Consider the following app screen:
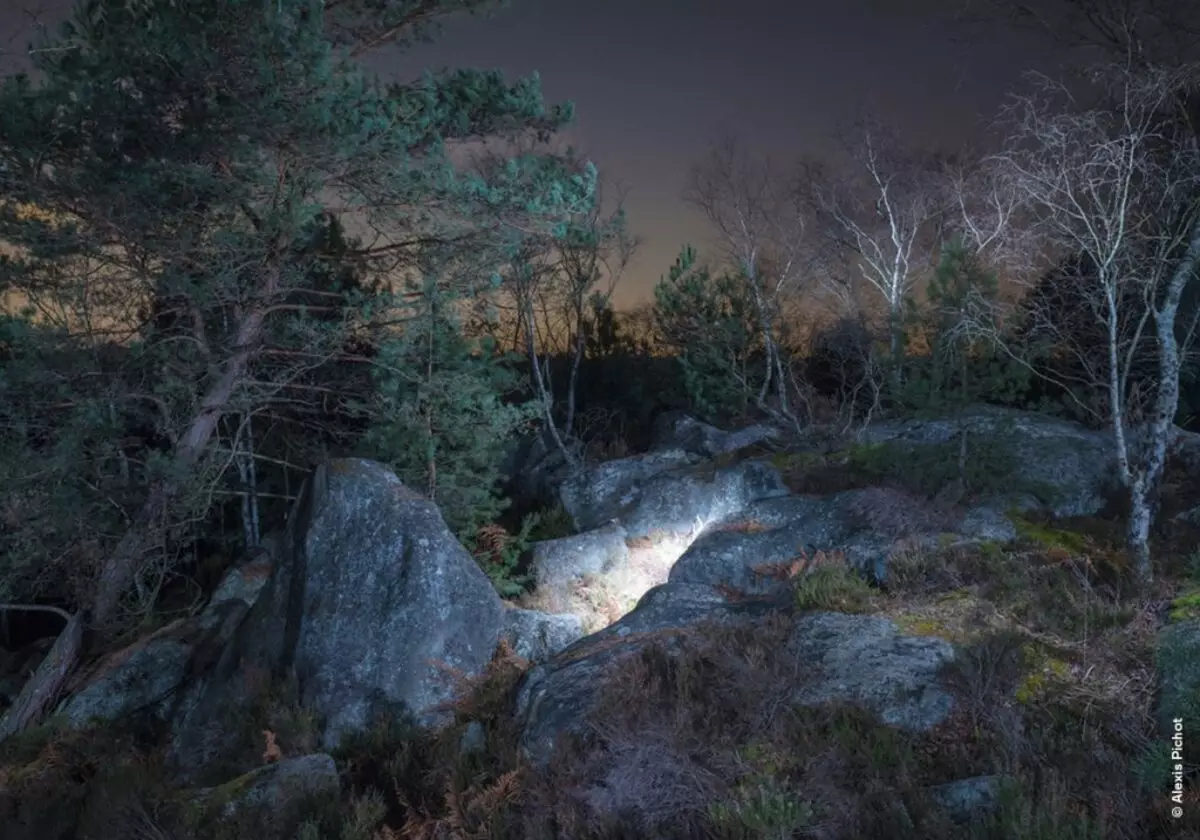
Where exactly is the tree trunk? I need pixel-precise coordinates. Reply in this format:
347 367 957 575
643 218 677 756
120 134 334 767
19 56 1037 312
0 612 82 740
523 295 575 468
0 264 282 741
1127 475 1155 587
748 280 775 408
246 416 261 548
887 300 905 396
1122 219 1200 586
93 271 278 627
564 315 585 439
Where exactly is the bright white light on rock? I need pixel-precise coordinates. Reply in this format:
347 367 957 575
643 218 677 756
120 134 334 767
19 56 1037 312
570 517 710 632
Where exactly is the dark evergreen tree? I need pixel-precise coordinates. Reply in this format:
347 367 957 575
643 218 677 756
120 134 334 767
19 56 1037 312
652 245 761 425
362 273 538 540
899 237 1031 416
0 0 596 735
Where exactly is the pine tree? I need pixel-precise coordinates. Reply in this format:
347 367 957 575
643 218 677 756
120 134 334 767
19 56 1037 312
899 237 1027 415
652 245 761 424
0 0 596 737
363 274 538 540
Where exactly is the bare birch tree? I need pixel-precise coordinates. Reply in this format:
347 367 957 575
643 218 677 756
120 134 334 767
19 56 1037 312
975 65 1200 583
500 180 635 466
957 0 1200 390
685 136 808 425
801 120 948 367
552 185 637 443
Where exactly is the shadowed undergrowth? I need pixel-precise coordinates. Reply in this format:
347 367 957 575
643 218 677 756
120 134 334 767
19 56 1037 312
3 445 1200 839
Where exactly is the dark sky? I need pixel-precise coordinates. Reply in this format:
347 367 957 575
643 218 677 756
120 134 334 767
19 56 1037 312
376 0 1064 304
2 0 1064 305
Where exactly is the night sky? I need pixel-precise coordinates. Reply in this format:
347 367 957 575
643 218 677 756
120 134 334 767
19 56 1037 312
2 0 1065 305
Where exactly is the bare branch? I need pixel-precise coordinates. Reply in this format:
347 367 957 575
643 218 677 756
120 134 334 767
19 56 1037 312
798 117 948 358
972 61 1200 582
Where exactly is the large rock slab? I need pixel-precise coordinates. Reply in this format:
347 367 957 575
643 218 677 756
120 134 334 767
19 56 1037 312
502 607 585 663
787 611 955 731
652 411 779 457
189 754 339 838
515 582 781 766
500 427 580 511
668 495 853 596
559 449 700 532
57 621 197 729
514 581 954 766
173 459 506 767
621 460 791 539
57 555 272 728
668 491 934 594
857 406 1116 518
561 449 789 538
1157 619 1200 742
532 523 629 591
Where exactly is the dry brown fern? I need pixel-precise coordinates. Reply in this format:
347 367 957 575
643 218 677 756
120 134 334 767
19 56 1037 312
714 582 748 602
398 799 440 840
427 638 530 721
396 769 521 840
750 559 800 581
261 728 282 764
446 769 522 836
806 547 848 570
752 547 848 582
472 523 510 565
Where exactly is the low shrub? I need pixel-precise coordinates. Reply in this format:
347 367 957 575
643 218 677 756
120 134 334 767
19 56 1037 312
467 516 539 598
846 430 1059 505
793 565 876 613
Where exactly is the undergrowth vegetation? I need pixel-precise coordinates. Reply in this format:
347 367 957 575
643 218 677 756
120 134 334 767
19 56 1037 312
3 412 1200 839
844 433 1061 506
4 504 1198 839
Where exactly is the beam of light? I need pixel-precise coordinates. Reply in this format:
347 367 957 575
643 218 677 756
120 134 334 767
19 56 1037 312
567 516 711 633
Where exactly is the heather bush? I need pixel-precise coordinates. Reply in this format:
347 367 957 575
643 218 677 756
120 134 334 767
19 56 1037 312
844 485 961 537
